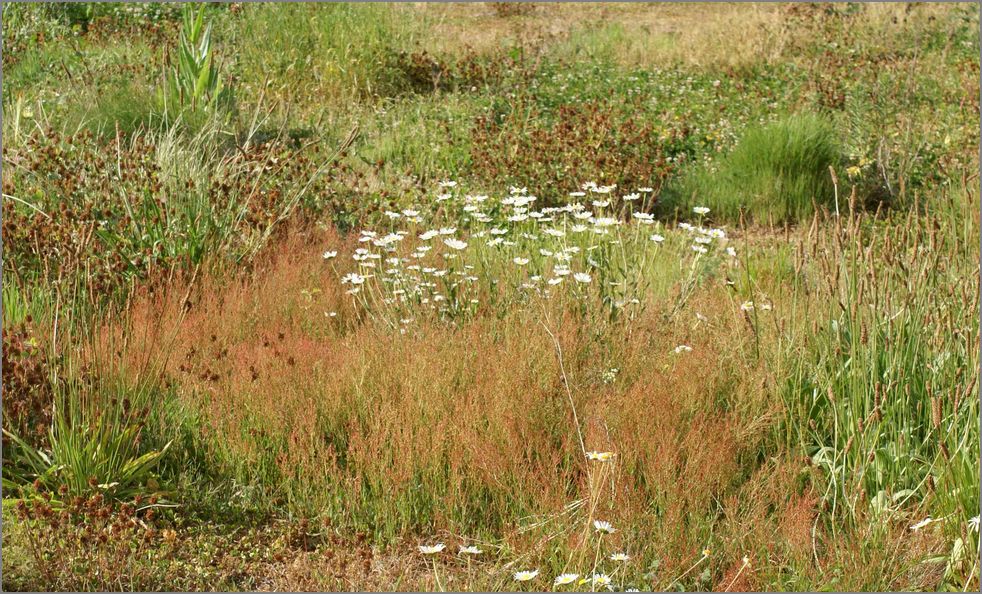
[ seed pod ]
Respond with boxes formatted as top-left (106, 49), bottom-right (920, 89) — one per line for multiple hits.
top-left (931, 396), bottom-right (942, 429)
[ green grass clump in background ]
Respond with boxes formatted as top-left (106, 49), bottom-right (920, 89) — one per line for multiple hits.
top-left (666, 114), bottom-right (840, 223)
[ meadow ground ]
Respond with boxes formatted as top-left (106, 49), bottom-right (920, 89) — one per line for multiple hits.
top-left (1, 2), bottom-right (979, 591)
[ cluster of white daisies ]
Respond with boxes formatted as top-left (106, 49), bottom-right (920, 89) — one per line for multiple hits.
top-left (322, 182), bottom-right (742, 325)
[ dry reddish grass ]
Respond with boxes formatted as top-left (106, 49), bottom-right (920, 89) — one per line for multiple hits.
top-left (97, 223), bottom-right (772, 520)
top-left (85, 223), bottom-right (950, 588)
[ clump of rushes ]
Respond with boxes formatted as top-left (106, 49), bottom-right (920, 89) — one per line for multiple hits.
top-left (2, 342), bottom-right (172, 504)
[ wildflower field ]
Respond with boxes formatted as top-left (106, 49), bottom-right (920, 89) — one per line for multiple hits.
top-left (2, 3), bottom-right (980, 591)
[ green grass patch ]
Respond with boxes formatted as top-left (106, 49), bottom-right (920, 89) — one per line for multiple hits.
top-left (665, 114), bottom-right (840, 223)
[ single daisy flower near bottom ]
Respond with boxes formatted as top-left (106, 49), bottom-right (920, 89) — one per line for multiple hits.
top-left (514, 569), bottom-right (539, 582)
top-left (459, 545), bottom-right (483, 555)
top-left (592, 573), bottom-right (613, 588)
top-left (418, 543), bottom-right (446, 555)
top-left (553, 573), bottom-right (579, 586)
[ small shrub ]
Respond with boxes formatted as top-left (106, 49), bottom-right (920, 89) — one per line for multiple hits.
top-left (665, 114), bottom-right (840, 222)
top-left (393, 48), bottom-right (507, 94)
top-left (470, 98), bottom-right (694, 206)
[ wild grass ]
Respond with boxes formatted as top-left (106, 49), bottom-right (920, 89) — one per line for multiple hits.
top-left (781, 186), bottom-right (981, 587)
top-left (2, 3), bottom-right (979, 591)
top-left (232, 3), bottom-right (421, 109)
top-left (664, 114), bottom-right (840, 223)
top-left (89, 223), bottom-right (779, 576)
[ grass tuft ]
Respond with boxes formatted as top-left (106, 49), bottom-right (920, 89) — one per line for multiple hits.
top-left (665, 114), bottom-right (840, 222)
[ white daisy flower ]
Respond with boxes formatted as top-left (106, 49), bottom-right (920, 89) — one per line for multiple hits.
top-left (593, 520), bottom-right (616, 534)
top-left (693, 206), bottom-right (710, 215)
top-left (554, 573), bottom-right (579, 586)
top-left (418, 543), bottom-right (446, 555)
top-left (322, 250), bottom-right (338, 259)
top-left (610, 552), bottom-right (630, 562)
top-left (592, 217), bottom-right (620, 228)
top-left (444, 238), bottom-right (468, 250)
top-left (674, 344), bottom-right (693, 354)
top-left (514, 569), bottom-right (539, 582)
top-left (573, 272), bottom-right (592, 284)
top-left (459, 545), bottom-right (483, 555)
